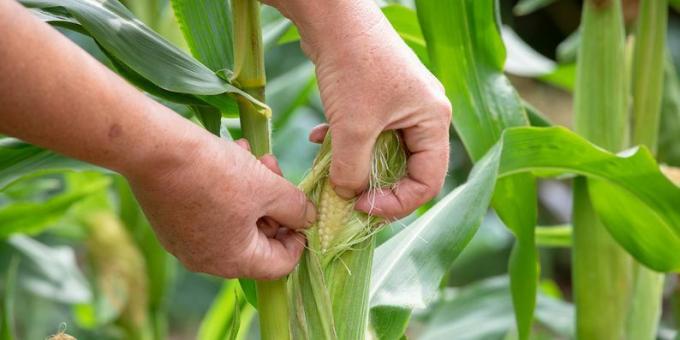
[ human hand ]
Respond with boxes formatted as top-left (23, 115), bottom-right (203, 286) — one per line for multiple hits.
top-left (265, 0), bottom-right (452, 219)
top-left (124, 136), bottom-right (316, 280)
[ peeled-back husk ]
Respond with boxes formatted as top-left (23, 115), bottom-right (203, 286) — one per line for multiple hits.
top-left (291, 131), bottom-right (407, 340)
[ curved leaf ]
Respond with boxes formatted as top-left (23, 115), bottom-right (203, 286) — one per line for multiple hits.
top-left (170, 0), bottom-right (234, 72)
top-left (369, 126), bottom-right (680, 335)
top-left (0, 174), bottom-right (110, 238)
top-left (370, 142), bottom-right (500, 310)
top-left (421, 277), bottom-right (573, 340)
top-left (416, 0), bottom-right (537, 338)
top-left (498, 127), bottom-right (680, 271)
top-left (20, 0), bottom-right (236, 95)
top-left (0, 139), bottom-right (94, 190)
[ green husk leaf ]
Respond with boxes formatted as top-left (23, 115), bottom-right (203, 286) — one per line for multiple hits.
top-left (292, 131), bottom-right (406, 339)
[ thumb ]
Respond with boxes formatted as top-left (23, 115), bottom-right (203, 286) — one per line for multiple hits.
top-left (329, 124), bottom-right (378, 198)
top-left (261, 155), bottom-right (317, 230)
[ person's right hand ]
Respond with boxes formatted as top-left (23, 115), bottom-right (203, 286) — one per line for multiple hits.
top-left (124, 136), bottom-right (316, 280)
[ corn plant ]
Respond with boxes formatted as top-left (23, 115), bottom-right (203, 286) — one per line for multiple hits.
top-left (2, 0), bottom-right (680, 338)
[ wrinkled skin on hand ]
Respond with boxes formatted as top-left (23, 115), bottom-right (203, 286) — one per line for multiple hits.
top-left (264, 0), bottom-right (452, 219)
top-left (126, 137), bottom-right (315, 280)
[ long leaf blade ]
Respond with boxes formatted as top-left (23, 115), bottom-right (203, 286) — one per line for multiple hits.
top-left (170, 0), bottom-right (234, 71)
top-left (21, 0), bottom-right (235, 95)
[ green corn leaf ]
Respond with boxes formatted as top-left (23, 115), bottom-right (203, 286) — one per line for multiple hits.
top-left (198, 280), bottom-right (255, 340)
top-left (369, 126), bottom-right (680, 337)
top-left (9, 235), bottom-right (92, 304)
top-left (20, 0), bottom-right (263, 114)
top-left (513, 0), bottom-right (558, 16)
top-left (170, 0), bottom-right (234, 72)
top-left (497, 127), bottom-right (680, 271)
top-left (114, 177), bottom-right (172, 340)
top-left (416, 0), bottom-right (529, 160)
top-left (170, 0), bottom-right (242, 124)
top-left (502, 27), bottom-right (556, 77)
top-left (658, 57), bottom-right (680, 166)
top-left (0, 139), bottom-right (93, 190)
top-left (369, 306), bottom-right (410, 340)
top-left (0, 258), bottom-right (18, 340)
top-left (370, 140), bottom-right (501, 321)
top-left (416, 0), bottom-right (537, 338)
top-left (535, 225), bottom-right (572, 248)
top-left (29, 6), bottom-right (217, 109)
top-left (261, 6), bottom-right (292, 50)
top-left (523, 101), bottom-right (553, 127)
top-left (421, 276), bottom-right (573, 340)
top-left (0, 174), bottom-right (110, 239)
top-left (20, 0), bottom-right (232, 95)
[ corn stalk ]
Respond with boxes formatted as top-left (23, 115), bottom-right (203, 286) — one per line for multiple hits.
top-left (231, 1), bottom-right (287, 339)
top-left (628, 0), bottom-right (668, 338)
top-left (572, 0), bottom-right (632, 338)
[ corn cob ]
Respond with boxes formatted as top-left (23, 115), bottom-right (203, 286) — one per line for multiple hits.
top-left (291, 130), bottom-right (407, 339)
top-left (317, 179), bottom-right (354, 253)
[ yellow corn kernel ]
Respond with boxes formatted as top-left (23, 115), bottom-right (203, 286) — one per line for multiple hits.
top-left (317, 179), bottom-right (354, 253)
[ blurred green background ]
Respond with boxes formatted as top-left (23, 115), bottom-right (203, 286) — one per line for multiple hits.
top-left (1, 0), bottom-right (680, 339)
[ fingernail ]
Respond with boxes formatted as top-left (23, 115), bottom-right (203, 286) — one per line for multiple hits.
top-left (333, 186), bottom-right (356, 199)
top-left (305, 200), bottom-right (317, 226)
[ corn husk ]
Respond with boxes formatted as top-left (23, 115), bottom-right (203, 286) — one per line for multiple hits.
top-left (291, 131), bottom-right (407, 340)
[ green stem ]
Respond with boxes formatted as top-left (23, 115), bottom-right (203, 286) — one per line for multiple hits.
top-left (628, 0), bottom-right (668, 338)
top-left (631, 0), bottom-right (667, 152)
top-left (573, 0), bottom-right (632, 339)
top-left (232, 1), bottom-right (288, 339)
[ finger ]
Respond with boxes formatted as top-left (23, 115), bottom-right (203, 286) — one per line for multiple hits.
top-left (355, 117), bottom-right (449, 219)
top-left (260, 154), bottom-right (283, 176)
top-left (257, 216), bottom-right (280, 238)
top-left (265, 172), bottom-right (317, 230)
top-left (234, 139), bottom-right (251, 151)
top-left (243, 229), bottom-right (306, 280)
top-left (329, 123), bottom-right (379, 198)
top-left (308, 123), bottom-right (330, 144)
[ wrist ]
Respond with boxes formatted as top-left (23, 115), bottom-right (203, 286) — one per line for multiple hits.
top-left (276, 0), bottom-right (386, 61)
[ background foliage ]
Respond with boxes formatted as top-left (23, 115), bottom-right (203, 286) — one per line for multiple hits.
top-left (2, 0), bottom-right (680, 339)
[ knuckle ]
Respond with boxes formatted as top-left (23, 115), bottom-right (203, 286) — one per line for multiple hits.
top-left (431, 96), bottom-right (453, 122)
top-left (330, 171), bottom-right (366, 191)
top-left (292, 190), bottom-right (309, 220)
top-left (335, 121), bottom-right (377, 142)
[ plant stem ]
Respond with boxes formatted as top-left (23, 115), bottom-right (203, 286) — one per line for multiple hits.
top-left (572, 0), bottom-right (632, 339)
top-left (632, 0), bottom-right (667, 152)
top-left (628, 0), bottom-right (668, 338)
top-left (232, 0), bottom-right (289, 339)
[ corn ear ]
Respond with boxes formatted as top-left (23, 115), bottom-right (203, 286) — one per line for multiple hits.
top-left (291, 131), bottom-right (407, 339)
